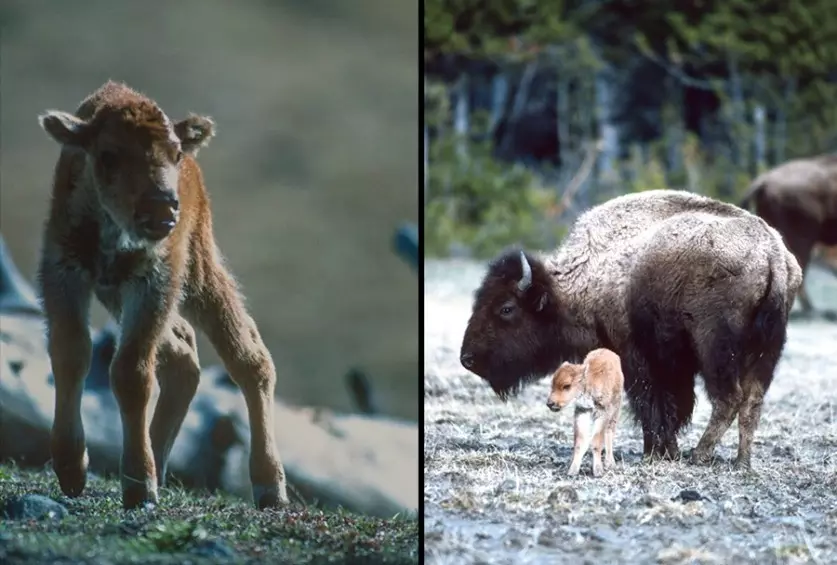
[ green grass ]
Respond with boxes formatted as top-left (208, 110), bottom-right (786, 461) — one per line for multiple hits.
top-left (0, 464), bottom-right (417, 565)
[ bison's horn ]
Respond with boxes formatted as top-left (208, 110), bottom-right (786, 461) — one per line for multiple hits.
top-left (517, 251), bottom-right (532, 291)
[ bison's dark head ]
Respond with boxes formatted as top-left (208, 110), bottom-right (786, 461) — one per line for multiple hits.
top-left (460, 248), bottom-right (563, 400)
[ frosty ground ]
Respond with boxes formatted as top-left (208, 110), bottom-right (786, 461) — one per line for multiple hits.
top-left (424, 259), bottom-right (837, 565)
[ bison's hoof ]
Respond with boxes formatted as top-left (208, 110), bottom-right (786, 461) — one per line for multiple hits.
top-left (689, 448), bottom-right (715, 466)
top-left (53, 449), bottom-right (89, 498)
top-left (732, 456), bottom-right (752, 471)
top-left (252, 484), bottom-right (290, 510)
top-left (121, 479), bottom-right (159, 510)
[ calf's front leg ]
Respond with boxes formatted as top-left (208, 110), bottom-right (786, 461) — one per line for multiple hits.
top-left (567, 409), bottom-right (594, 476)
top-left (110, 280), bottom-right (176, 509)
top-left (40, 263), bottom-right (94, 498)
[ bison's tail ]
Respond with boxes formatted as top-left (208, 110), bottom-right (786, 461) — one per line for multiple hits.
top-left (738, 178), bottom-right (765, 210)
top-left (745, 253), bottom-right (790, 386)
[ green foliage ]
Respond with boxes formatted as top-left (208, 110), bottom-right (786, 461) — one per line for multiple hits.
top-left (425, 131), bottom-right (564, 259)
top-left (425, 1), bottom-right (837, 257)
top-left (424, 0), bottom-right (580, 58)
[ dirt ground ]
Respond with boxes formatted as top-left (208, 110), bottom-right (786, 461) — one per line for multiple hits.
top-left (424, 259), bottom-right (837, 564)
top-left (0, 0), bottom-right (418, 420)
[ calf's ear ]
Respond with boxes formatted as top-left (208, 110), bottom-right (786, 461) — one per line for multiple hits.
top-left (175, 114), bottom-right (216, 155)
top-left (38, 110), bottom-right (91, 147)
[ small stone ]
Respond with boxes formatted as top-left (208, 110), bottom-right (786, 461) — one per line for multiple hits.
top-left (190, 538), bottom-right (236, 558)
top-left (494, 479), bottom-right (516, 494)
top-left (672, 489), bottom-right (708, 503)
top-left (1, 494), bottom-right (67, 521)
top-left (547, 486), bottom-right (579, 505)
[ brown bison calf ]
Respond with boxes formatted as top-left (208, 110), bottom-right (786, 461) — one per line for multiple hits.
top-left (546, 348), bottom-right (623, 477)
top-left (37, 81), bottom-right (287, 510)
top-left (461, 190), bottom-right (802, 469)
top-left (739, 156), bottom-right (837, 313)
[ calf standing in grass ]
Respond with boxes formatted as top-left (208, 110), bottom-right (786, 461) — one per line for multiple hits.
top-left (37, 80), bottom-right (287, 510)
top-left (547, 349), bottom-right (623, 477)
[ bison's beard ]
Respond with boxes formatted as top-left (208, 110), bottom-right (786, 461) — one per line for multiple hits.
top-left (478, 364), bottom-right (550, 402)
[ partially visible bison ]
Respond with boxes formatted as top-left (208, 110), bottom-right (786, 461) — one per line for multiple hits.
top-left (460, 190), bottom-right (802, 468)
top-left (739, 156), bottom-right (837, 313)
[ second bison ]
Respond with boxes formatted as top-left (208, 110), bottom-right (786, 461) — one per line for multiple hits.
top-left (460, 190), bottom-right (802, 468)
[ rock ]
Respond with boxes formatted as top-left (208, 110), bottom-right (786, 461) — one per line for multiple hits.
top-left (672, 489), bottom-right (709, 503)
top-left (0, 312), bottom-right (418, 518)
top-left (1, 494), bottom-right (67, 521)
top-left (190, 538), bottom-right (236, 558)
top-left (547, 486), bottom-right (579, 505)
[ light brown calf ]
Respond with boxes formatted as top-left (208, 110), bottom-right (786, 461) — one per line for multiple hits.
top-left (37, 80), bottom-right (287, 510)
top-left (546, 348), bottom-right (624, 477)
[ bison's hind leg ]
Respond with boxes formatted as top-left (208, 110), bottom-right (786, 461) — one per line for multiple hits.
top-left (734, 347), bottom-right (782, 470)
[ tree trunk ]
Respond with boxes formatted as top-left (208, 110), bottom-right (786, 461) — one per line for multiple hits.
top-left (594, 64), bottom-right (620, 183)
top-left (453, 74), bottom-right (470, 159)
top-left (753, 104), bottom-right (766, 174)
top-left (488, 71), bottom-right (509, 137)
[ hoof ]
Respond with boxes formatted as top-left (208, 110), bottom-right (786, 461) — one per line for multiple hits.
top-left (121, 478), bottom-right (159, 510)
top-left (688, 448), bottom-right (715, 466)
top-left (732, 456), bottom-right (752, 471)
top-left (53, 449), bottom-right (89, 498)
top-left (252, 484), bottom-right (290, 510)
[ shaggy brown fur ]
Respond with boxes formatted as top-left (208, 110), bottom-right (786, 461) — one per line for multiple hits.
top-left (547, 348), bottom-right (623, 477)
top-left (37, 80), bottom-right (288, 510)
top-left (461, 190), bottom-right (802, 468)
top-left (739, 156), bottom-right (837, 313)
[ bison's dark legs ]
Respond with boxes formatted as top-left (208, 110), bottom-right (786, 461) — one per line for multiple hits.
top-left (691, 389), bottom-right (742, 464)
top-left (781, 231), bottom-right (816, 313)
top-left (624, 353), bottom-right (696, 461)
top-left (733, 345), bottom-right (781, 469)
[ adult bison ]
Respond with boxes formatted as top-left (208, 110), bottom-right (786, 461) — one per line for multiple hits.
top-left (460, 190), bottom-right (802, 468)
top-left (739, 155), bottom-right (837, 313)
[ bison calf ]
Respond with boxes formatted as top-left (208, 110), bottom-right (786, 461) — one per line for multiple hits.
top-left (37, 81), bottom-right (288, 510)
top-left (547, 349), bottom-right (623, 477)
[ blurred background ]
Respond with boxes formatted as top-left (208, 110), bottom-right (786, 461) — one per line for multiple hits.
top-left (424, 0), bottom-right (837, 259)
top-left (0, 0), bottom-right (418, 421)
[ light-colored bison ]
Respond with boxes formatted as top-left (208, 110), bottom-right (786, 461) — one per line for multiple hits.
top-left (547, 348), bottom-right (623, 477)
top-left (37, 81), bottom-right (287, 510)
top-left (739, 156), bottom-right (837, 313)
top-left (460, 189), bottom-right (802, 469)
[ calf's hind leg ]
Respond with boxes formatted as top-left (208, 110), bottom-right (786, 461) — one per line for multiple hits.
top-left (41, 265), bottom-right (94, 498)
top-left (186, 267), bottom-right (288, 509)
top-left (149, 316), bottom-right (201, 486)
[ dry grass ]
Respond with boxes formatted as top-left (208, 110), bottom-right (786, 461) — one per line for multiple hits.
top-left (0, 0), bottom-right (418, 420)
top-left (424, 259), bottom-right (837, 564)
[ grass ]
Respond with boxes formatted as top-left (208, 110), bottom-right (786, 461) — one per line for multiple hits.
top-left (0, 464), bottom-right (418, 565)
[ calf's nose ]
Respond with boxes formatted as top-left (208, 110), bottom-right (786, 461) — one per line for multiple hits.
top-left (149, 191), bottom-right (179, 211)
